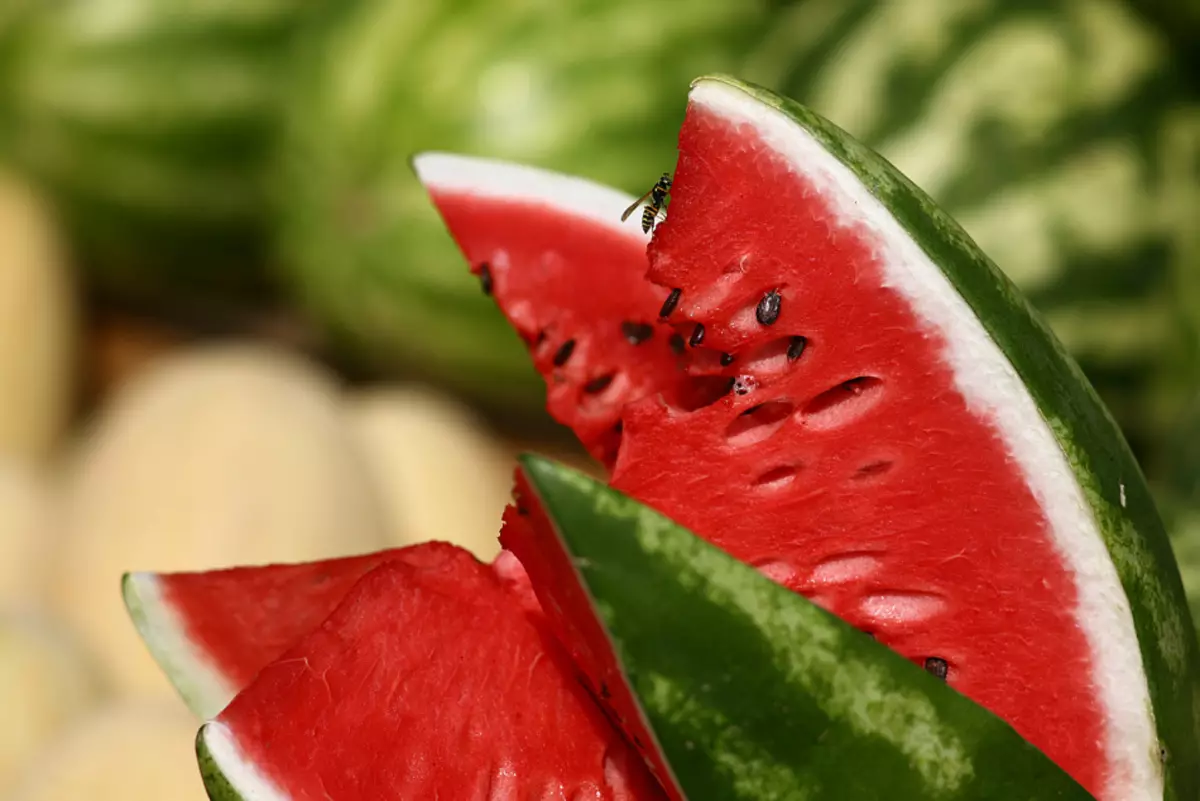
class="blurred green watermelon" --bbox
[0,0,323,301]
[275,0,1199,457]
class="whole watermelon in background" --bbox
[273,0,776,412]
[0,0,320,301]
[738,0,1200,467]
[275,0,1199,465]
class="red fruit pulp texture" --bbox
[163,547,417,690]
[629,108,1106,792]
[214,544,667,800]
[439,113,1109,794]
[429,193,682,468]
[503,475,685,801]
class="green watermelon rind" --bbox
[121,572,235,721]
[687,75,1198,798]
[519,454,1095,800]
[196,721,288,801]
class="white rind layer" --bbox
[411,152,654,242]
[123,572,237,720]
[202,721,290,801]
[688,79,1155,800]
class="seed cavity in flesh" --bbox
[659,288,682,318]
[720,352,735,366]
[584,374,615,394]
[756,290,782,326]
[553,339,576,367]
[689,324,705,347]
[733,375,758,396]
[621,321,654,345]
[787,336,807,362]
[477,262,494,295]
[924,657,949,681]
[669,333,686,355]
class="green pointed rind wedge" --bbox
[517,454,1095,800]
[196,727,243,801]
[685,74,1200,797]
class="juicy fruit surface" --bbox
[428,186,678,468]
[206,545,665,799]
[615,94,1110,788]
[132,547,421,707]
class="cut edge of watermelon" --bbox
[688,75,1158,798]
[197,721,287,801]
[122,572,235,721]
[410,151,654,243]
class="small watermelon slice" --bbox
[123,544,456,719]
[410,153,689,468]
[196,543,667,800]
[418,77,1200,800]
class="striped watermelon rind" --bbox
[694,73,1198,796]
[515,455,1095,800]
[1,0,316,297]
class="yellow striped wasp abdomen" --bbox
[621,172,672,234]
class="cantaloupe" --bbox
[345,385,513,560]
[50,344,389,698]
[0,168,76,464]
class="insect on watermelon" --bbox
[417,76,1200,801]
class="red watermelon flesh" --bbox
[444,90,1153,796]
[156,548,412,689]
[205,544,667,800]
[414,154,706,468]
[503,474,683,801]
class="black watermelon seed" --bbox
[720,352,735,366]
[756,290,782,325]
[924,657,949,680]
[688,323,706,347]
[786,336,807,362]
[584,374,615,394]
[669,333,686,354]
[621,321,655,345]
[613,420,623,434]
[659,288,682,318]
[552,339,576,366]
[478,262,494,296]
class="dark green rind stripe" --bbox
[520,455,1096,801]
[0,0,318,296]
[196,726,245,801]
[697,75,1199,798]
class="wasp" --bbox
[621,172,672,233]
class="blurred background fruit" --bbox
[50,344,390,698]
[345,386,514,561]
[0,461,55,611]
[0,0,323,304]
[0,614,99,795]
[7,701,208,801]
[0,0,1196,789]
[0,170,76,464]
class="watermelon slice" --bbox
[411,154,706,468]
[417,77,1200,800]
[123,545,452,719]
[195,543,667,799]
